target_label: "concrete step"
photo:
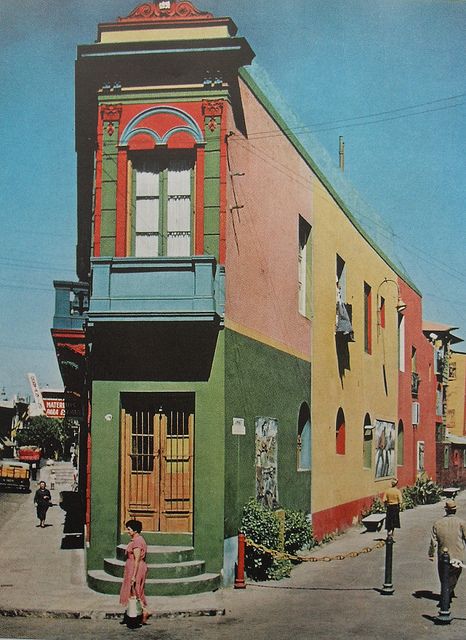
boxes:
[104,557,205,579]
[116,544,194,564]
[87,569,221,596]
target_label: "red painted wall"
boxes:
[397,281,436,486]
[312,494,382,540]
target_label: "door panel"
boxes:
[121,397,193,534]
[160,411,193,532]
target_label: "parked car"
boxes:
[0,459,31,492]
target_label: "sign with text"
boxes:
[43,396,82,419]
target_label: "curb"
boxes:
[0,607,225,620]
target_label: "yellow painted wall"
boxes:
[446,352,466,437]
[311,181,401,515]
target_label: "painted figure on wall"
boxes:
[375,420,396,479]
[255,417,278,508]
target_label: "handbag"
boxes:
[125,588,143,628]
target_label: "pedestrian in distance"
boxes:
[383,478,403,537]
[428,499,466,604]
[33,480,51,528]
[119,519,151,628]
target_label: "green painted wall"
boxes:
[99,125,119,256]
[87,330,225,574]
[224,329,312,538]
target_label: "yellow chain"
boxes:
[244,537,385,562]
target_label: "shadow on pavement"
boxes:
[249,584,375,592]
[59,491,84,549]
[412,589,439,601]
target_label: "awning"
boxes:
[445,433,466,446]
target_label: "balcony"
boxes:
[87,256,224,325]
[411,372,420,397]
[53,281,89,331]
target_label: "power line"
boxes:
[243,94,466,140]
[229,136,466,285]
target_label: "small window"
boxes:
[297,402,311,471]
[398,313,405,372]
[379,296,386,329]
[417,441,425,472]
[397,421,404,466]
[336,255,346,302]
[363,413,373,469]
[336,408,346,455]
[364,282,372,354]
[443,445,450,469]
[298,217,312,317]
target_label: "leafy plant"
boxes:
[241,499,316,580]
[284,508,314,555]
[241,498,289,580]
[402,475,442,507]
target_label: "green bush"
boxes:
[402,475,442,507]
[284,508,314,555]
[240,499,315,580]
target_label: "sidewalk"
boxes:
[0,467,225,619]
[1,477,466,631]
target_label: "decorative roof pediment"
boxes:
[118,1,213,23]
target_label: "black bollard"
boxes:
[435,548,452,625]
[381,533,395,595]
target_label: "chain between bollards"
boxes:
[435,548,452,625]
[381,533,395,595]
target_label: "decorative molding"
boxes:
[57,342,86,357]
[120,105,204,146]
[100,104,122,137]
[202,100,224,131]
[118,1,213,23]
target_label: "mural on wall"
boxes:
[374,419,396,479]
[255,417,278,508]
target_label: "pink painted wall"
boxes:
[397,280,437,485]
[224,79,312,358]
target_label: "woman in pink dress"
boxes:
[119,519,151,625]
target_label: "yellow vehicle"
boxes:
[0,459,31,492]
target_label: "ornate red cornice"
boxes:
[118,1,213,23]
[202,99,224,131]
[100,105,122,137]
[101,105,123,122]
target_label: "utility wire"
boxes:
[230,136,466,284]
[243,94,466,140]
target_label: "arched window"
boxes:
[297,402,311,471]
[397,420,404,466]
[363,413,373,469]
[336,408,346,455]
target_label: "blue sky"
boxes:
[0,0,465,398]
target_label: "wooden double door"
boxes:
[120,394,194,533]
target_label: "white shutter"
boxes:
[412,402,420,425]
[167,157,191,256]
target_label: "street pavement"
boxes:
[2,473,466,639]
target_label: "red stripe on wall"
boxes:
[195,147,205,255]
[115,148,128,257]
[93,122,103,257]
[312,494,382,540]
[219,111,227,265]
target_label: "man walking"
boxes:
[428,499,466,603]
